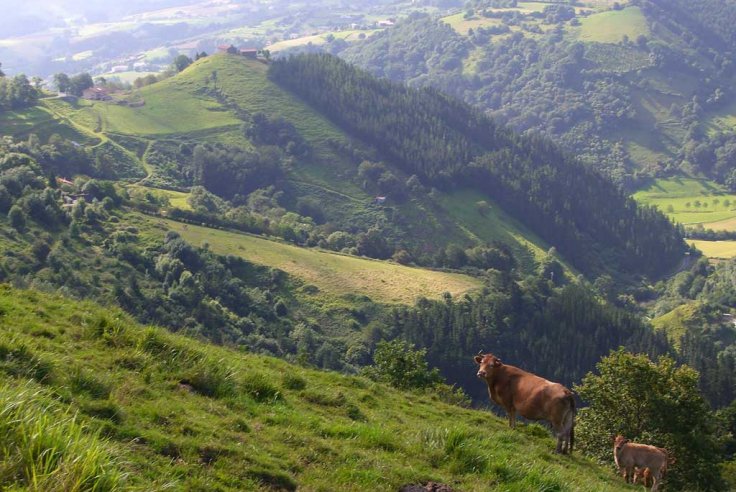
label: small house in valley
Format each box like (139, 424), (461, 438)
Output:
(82, 86), (112, 101)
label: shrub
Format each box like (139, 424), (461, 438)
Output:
(242, 373), (281, 402)
(183, 360), (238, 399)
(363, 339), (443, 390)
(282, 373), (307, 391)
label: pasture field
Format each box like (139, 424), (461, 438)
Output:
(267, 30), (380, 52)
(438, 190), (555, 269)
(651, 302), (702, 348)
(577, 6), (649, 43)
(632, 177), (736, 229)
(704, 99), (736, 135)
(0, 105), (97, 143)
(126, 185), (192, 210)
(0, 285), (632, 491)
(689, 240), (736, 259)
(160, 218), (482, 304)
(443, 12), (505, 35)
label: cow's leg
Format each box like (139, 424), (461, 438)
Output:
(650, 469), (661, 492)
(625, 466), (634, 484)
(507, 408), (516, 429)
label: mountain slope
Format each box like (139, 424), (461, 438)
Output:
(340, 0), (736, 189)
(268, 53), (686, 278)
(22, 54), (560, 273)
(0, 285), (633, 491)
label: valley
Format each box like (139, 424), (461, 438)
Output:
(1, 2), (736, 489)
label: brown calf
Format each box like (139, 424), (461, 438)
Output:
(614, 435), (668, 491)
(474, 353), (575, 454)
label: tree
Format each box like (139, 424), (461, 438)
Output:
(0, 62), (4, 78)
(69, 73), (93, 96)
(363, 339), (443, 390)
(172, 54), (193, 72)
(576, 349), (726, 491)
(8, 205), (25, 231)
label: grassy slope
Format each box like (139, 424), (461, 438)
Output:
(6, 55), (556, 275)
(577, 6), (649, 43)
(0, 285), (633, 491)
(689, 239), (736, 259)
(633, 177), (736, 228)
(161, 218), (482, 304)
(651, 301), (702, 348)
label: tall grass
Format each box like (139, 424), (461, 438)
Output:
(0, 384), (123, 491)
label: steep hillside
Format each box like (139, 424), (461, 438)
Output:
(340, 0), (736, 189)
(268, 53), (685, 278)
(26, 54), (556, 274)
(0, 285), (633, 491)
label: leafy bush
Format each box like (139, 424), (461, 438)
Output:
(363, 339), (442, 390)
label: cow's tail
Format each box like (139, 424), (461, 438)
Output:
(565, 391), (576, 454)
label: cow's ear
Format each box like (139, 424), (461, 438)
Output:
(474, 355), (483, 364)
(493, 358), (502, 367)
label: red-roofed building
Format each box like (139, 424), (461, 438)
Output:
(82, 86), (112, 101)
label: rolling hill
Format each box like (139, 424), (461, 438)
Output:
(339, 0), (736, 191)
(23, 53), (559, 274)
(0, 285), (634, 491)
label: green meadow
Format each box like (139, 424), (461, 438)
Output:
(161, 218), (483, 304)
(689, 239), (736, 259)
(633, 177), (736, 229)
(577, 7), (649, 43)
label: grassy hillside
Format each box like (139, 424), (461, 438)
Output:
(11, 54), (555, 274)
(689, 239), (736, 259)
(576, 6), (649, 43)
(161, 218), (482, 304)
(633, 177), (736, 229)
(0, 285), (633, 491)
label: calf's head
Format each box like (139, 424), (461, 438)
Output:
(474, 353), (502, 379)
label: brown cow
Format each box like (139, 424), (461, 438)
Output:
(474, 353), (575, 454)
(633, 467), (653, 488)
(613, 435), (668, 491)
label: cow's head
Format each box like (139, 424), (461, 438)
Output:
(613, 435), (628, 451)
(474, 353), (502, 379)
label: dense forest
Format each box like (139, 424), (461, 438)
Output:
(269, 53), (686, 278)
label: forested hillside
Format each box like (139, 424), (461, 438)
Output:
(339, 0), (736, 190)
(269, 53), (686, 278)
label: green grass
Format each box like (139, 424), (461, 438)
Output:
(267, 30), (380, 52)
(577, 6), (649, 43)
(159, 218), (482, 304)
(0, 285), (636, 491)
(127, 185), (192, 210)
(689, 240), (736, 259)
(651, 301), (702, 347)
(437, 190), (561, 271)
(443, 12), (504, 35)
(0, 105), (97, 143)
(632, 177), (736, 228)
